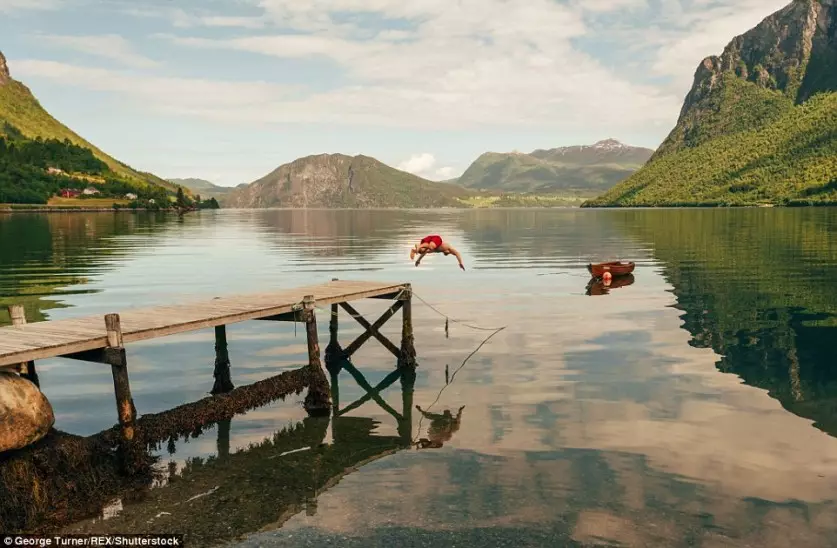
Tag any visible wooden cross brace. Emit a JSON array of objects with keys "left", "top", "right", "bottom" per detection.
[
  {"left": 337, "top": 365, "right": 403, "bottom": 420},
  {"left": 339, "top": 301, "right": 403, "bottom": 359}
]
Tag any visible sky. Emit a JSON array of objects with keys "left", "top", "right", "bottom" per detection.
[{"left": 0, "top": 0, "right": 790, "bottom": 186}]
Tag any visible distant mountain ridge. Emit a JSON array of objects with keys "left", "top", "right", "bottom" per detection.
[
  {"left": 168, "top": 178, "right": 233, "bottom": 200},
  {"left": 456, "top": 139, "right": 654, "bottom": 194},
  {"left": 585, "top": 0, "right": 837, "bottom": 207},
  {"left": 224, "top": 153, "right": 470, "bottom": 208}
]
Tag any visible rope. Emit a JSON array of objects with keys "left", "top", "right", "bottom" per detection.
[
  {"left": 537, "top": 271, "right": 591, "bottom": 278},
  {"left": 411, "top": 291, "right": 506, "bottom": 332},
  {"left": 412, "top": 325, "right": 506, "bottom": 445}
]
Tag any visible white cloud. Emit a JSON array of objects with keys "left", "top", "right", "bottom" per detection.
[
  {"left": 435, "top": 166, "right": 456, "bottom": 180},
  {"left": 573, "top": 0, "right": 649, "bottom": 14},
  {"left": 123, "top": 6, "right": 266, "bottom": 29},
  {"left": 37, "top": 34, "right": 158, "bottom": 68},
  {"left": 397, "top": 153, "right": 436, "bottom": 175},
  {"left": 146, "top": 0, "right": 680, "bottom": 133},
  {"left": 8, "top": 0, "right": 794, "bottom": 144},
  {"left": 396, "top": 153, "right": 456, "bottom": 180},
  {"left": 12, "top": 60, "right": 293, "bottom": 110},
  {"left": 0, "top": 0, "right": 62, "bottom": 12}
]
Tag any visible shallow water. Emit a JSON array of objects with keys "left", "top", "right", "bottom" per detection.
[{"left": 2, "top": 208, "right": 837, "bottom": 546}]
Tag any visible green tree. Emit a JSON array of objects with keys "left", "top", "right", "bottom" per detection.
[{"left": 176, "top": 187, "right": 187, "bottom": 207}]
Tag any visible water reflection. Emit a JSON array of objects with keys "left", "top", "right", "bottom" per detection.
[
  {"left": 615, "top": 208, "right": 837, "bottom": 438},
  {"left": 586, "top": 273, "right": 636, "bottom": 296},
  {"left": 3, "top": 209, "right": 837, "bottom": 547},
  {"left": 0, "top": 363, "right": 424, "bottom": 545},
  {"left": 0, "top": 212, "right": 172, "bottom": 324}
]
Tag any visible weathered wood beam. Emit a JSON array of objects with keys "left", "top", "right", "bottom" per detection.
[
  {"left": 368, "top": 291, "right": 405, "bottom": 300},
  {"left": 106, "top": 313, "right": 137, "bottom": 442},
  {"left": 7, "top": 305, "right": 40, "bottom": 388},
  {"left": 254, "top": 311, "right": 304, "bottom": 322},
  {"left": 398, "top": 284, "right": 417, "bottom": 370},
  {"left": 212, "top": 324, "right": 234, "bottom": 395},
  {"left": 61, "top": 347, "right": 126, "bottom": 367},
  {"left": 339, "top": 301, "right": 403, "bottom": 358},
  {"left": 302, "top": 295, "right": 330, "bottom": 416}
]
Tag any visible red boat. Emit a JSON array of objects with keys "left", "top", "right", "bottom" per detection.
[{"left": 587, "top": 261, "right": 635, "bottom": 278}]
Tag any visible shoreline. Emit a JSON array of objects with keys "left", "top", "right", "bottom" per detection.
[{"left": 0, "top": 206, "right": 155, "bottom": 213}]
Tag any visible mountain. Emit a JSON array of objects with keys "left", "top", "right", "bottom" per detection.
[
  {"left": 168, "top": 178, "right": 233, "bottom": 200},
  {"left": 456, "top": 139, "right": 654, "bottom": 194},
  {"left": 0, "top": 50, "right": 178, "bottom": 204},
  {"left": 224, "top": 153, "right": 470, "bottom": 208},
  {"left": 585, "top": 0, "right": 837, "bottom": 207}
]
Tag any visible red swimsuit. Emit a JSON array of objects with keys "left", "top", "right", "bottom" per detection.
[{"left": 420, "top": 235, "right": 443, "bottom": 249}]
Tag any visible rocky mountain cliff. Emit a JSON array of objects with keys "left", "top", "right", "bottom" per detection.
[
  {"left": 0, "top": 51, "right": 9, "bottom": 87},
  {"left": 224, "top": 154, "right": 469, "bottom": 208},
  {"left": 584, "top": 0, "right": 837, "bottom": 207},
  {"left": 654, "top": 0, "right": 837, "bottom": 159},
  {"left": 457, "top": 139, "right": 654, "bottom": 194}
]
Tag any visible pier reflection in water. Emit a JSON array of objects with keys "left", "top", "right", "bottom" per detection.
[{"left": 1, "top": 358, "right": 459, "bottom": 547}]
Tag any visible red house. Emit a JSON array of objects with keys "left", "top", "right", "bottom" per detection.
[{"left": 59, "top": 189, "right": 81, "bottom": 198}]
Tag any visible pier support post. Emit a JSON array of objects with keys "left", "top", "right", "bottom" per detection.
[
  {"left": 105, "top": 313, "right": 137, "bottom": 442},
  {"left": 324, "top": 278, "right": 344, "bottom": 376},
  {"left": 399, "top": 366, "right": 416, "bottom": 446},
  {"left": 302, "top": 295, "right": 331, "bottom": 417},
  {"left": 398, "top": 284, "right": 417, "bottom": 370},
  {"left": 8, "top": 305, "right": 40, "bottom": 388},
  {"left": 211, "top": 325, "right": 234, "bottom": 395}
]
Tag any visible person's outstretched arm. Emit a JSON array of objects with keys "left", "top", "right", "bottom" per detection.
[
  {"left": 449, "top": 246, "right": 465, "bottom": 270},
  {"left": 414, "top": 243, "right": 434, "bottom": 266}
]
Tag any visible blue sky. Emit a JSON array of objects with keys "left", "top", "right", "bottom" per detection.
[{"left": 1, "top": 0, "right": 789, "bottom": 186}]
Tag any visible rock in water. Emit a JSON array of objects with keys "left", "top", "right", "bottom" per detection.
[{"left": 0, "top": 372, "right": 54, "bottom": 453}]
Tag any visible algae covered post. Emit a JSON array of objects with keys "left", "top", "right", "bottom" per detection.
[
  {"left": 302, "top": 295, "right": 331, "bottom": 416},
  {"left": 105, "top": 313, "right": 136, "bottom": 442},
  {"left": 398, "top": 283, "right": 417, "bottom": 370},
  {"left": 212, "top": 324, "right": 234, "bottom": 395}
]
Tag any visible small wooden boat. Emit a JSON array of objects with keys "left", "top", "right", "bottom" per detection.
[{"left": 587, "top": 261, "right": 635, "bottom": 278}]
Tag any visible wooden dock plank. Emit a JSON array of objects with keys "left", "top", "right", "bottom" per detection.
[{"left": 0, "top": 280, "right": 408, "bottom": 367}]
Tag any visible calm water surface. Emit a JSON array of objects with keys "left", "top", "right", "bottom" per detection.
[{"left": 1, "top": 208, "right": 837, "bottom": 547}]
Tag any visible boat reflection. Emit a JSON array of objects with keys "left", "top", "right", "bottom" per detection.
[{"left": 585, "top": 273, "right": 635, "bottom": 296}]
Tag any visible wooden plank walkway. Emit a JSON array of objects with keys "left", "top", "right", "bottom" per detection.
[
  {"left": 0, "top": 280, "right": 407, "bottom": 368},
  {"left": 1, "top": 279, "right": 417, "bottom": 447}
]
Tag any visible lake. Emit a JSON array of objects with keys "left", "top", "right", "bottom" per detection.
[{"left": 1, "top": 208, "right": 837, "bottom": 547}]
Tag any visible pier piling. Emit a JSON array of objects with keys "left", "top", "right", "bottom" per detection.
[
  {"left": 398, "top": 284, "right": 417, "bottom": 370},
  {"left": 212, "top": 325, "right": 234, "bottom": 395},
  {"left": 7, "top": 305, "right": 39, "bottom": 388},
  {"left": 105, "top": 313, "right": 136, "bottom": 442},
  {"left": 302, "top": 295, "right": 331, "bottom": 416},
  {"left": 324, "top": 278, "right": 344, "bottom": 376}
]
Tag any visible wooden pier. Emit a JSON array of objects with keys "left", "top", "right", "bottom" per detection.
[{"left": 0, "top": 279, "right": 417, "bottom": 442}]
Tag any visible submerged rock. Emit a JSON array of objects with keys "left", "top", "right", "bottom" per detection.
[{"left": 0, "top": 372, "right": 54, "bottom": 453}]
